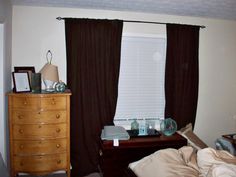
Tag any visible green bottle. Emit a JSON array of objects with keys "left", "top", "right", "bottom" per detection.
[
  {"left": 131, "top": 119, "right": 139, "bottom": 130},
  {"left": 131, "top": 119, "right": 139, "bottom": 136}
]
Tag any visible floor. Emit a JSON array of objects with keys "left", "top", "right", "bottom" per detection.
[
  {"left": 24, "top": 174, "right": 65, "bottom": 177},
  {"left": 24, "top": 172, "right": 101, "bottom": 177}
]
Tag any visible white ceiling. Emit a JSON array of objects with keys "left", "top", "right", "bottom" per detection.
[{"left": 11, "top": 0, "right": 236, "bottom": 21}]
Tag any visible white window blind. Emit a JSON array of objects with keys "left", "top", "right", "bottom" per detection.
[{"left": 114, "top": 35, "right": 166, "bottom": 128}]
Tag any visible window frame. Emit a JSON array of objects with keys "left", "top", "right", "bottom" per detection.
[{"left": 114, "top": 33, "right": 167, "bottom": 130}]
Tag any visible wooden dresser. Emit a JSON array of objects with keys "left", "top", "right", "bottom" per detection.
[
  {"left": 99, "top": 133, "right": 187, "bottom": 177},
  {"left": 8, "top": 91, "right": 71, "bottom": 177}
]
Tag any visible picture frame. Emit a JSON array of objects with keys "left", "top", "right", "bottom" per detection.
[
  {"left": 14, "top": 66, "right": 35, "bottom": 86},
  {"left": 14, "top": 66, "right": 35, "bottom": 73},
  {"left": 12, "top": 72, "right": 31, "bottom": 93}
]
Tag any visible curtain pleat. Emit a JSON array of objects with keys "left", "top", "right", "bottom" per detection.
[
  {"left": 165, "top": 24, "right": 200, "bottom": 129},
  {"left": 65, "top": 18, "right": 123, "bottom": 177}
]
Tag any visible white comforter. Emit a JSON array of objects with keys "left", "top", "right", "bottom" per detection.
[{"left": 129, "top": 146, "right": 236, "bottom": 177}]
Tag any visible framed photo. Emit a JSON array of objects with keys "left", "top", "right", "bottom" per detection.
[
  {"left": 12, "top": 72, "right": 31, "bottom": 93},
  {"left": 14, "top": 66, "right": 35, "bottom": 85},
  {"left": 14, "top": 66, "right": 35, "bottom": 73}
]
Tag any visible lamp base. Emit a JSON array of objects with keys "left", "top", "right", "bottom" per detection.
[
  {"left": 42, "top": 79, "right": 57, "bottom": 92},
  {"left": 44, "top": 88, "right": 55, "bottom": 92}
]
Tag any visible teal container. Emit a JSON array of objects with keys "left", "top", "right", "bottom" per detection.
[{"left": 160, "top": 118, "right": 177, "bottom": 136}]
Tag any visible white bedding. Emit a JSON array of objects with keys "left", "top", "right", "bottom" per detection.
[
  {"left": 129, "top": 146, "right": 236, "bottom": 177},
  {"left": 197, "top": 148, "right": 236, "bottom": 177}
]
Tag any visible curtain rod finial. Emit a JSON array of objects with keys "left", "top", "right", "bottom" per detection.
[{"left": 56, "top": 17, "right": 62, "bottom": 20}]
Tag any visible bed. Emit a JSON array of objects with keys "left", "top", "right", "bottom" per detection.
[
  {"left": 127, "top": 146, "right": 236, "bottom": 177},
  {"left": 125, "top": 124, "right": 236, "bottom": 177}
]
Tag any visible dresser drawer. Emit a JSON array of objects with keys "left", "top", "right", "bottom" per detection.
[
  {"left": 41, "top": 96, "right": 67, "bottom": 110},
  {"left": 11, "top": 96, "right": 67, "bottom": 110},
  {"left": 14, "top": 153, "right": 67, "bottom": 173},
  {"left": 12, "top": 110, "right": 67, "bottom": 124},
  {"left": 13, "top": 139, "right": 67, "bottom": 155},
  {"left": 13, "top": 124, "right": 67, "bottom": 139},
  {"left": 12, "top": 97, "right": 39, "bottom": 110}
]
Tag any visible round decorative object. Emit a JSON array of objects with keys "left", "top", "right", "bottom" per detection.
[
  {"left": 160, "top": 118, "right": 177, "bottom": 136},
  {"left": 55, "top": 81, "right": 66, "bottom": 92}
]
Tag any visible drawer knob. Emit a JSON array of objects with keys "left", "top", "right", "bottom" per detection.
[
  {"left": 99, "top": 150, "right": 103, "bottom": 156},
  {"left": 57, "top": 160, "right": 61, "bottom": 164},
  {"left": 18, "top": 115, "right": 23, "bottom": 119},
  {"left": 51, "top": 99, "right": 56, "bottom": 105},
  {"left": 20, "top": 162, "right": 24, "bottom": 166},
  {"left": 56, "top": 114, "right": 60, "bottom": 119},
  {"left": 56, "top": 128, "right": 61, "bottom": 133},
  {"left": 56, "top": 144, "right": 61, "bottom": 148},
  {"left": 20, "top": 145, "right": 24, "bottom": 149},
  {"left": 19, "top": 129, "right": 24, "bottom": 134},
  {"left": 38, "top": 125, "right": 42, "bottom": 128},
  {"left": 23, "top": 100, "right": 27, "bottom": 105}
]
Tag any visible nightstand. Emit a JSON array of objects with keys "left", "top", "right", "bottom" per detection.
[{"left": 99, "top": 132, "right": 187, "bottom": 177}]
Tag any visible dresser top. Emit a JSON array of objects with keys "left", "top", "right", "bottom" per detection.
[{"left": 8, "top": 89, "right": 71, "bottom": 96}]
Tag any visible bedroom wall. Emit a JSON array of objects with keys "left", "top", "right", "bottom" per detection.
[
  {"left": 12, "top": 5, "right": 236, "bottom": 147},
  {"left": 0, "top": 0, "right": 12, "bottom": 164}
]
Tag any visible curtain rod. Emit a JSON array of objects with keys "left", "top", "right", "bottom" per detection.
[{"left": 56, "top": 17, "right": 206, "bottom": 29}]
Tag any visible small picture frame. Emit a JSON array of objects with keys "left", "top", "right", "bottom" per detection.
[
  {"left": 12, "top": 72, "right": 31, "bottom": 93},
  {"left": 14, "top": 66, "right": 35, "bottom": 73},
  {"left": 14, "top": 66, "right": 35, "bottom": 85}
]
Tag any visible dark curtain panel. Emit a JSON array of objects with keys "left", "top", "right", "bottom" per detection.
[
  {"left": 65, "top": 18, "right": 123, "bottom": 177},
  {"left": 165, "top": 24, "right": 200, "bottom": 129}
]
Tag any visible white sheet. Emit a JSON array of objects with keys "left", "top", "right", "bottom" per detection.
[
  {"left": 129, "top": 146, "right": 236, "bottom": 177},
  {"left": 197, "top": 147, "right": 236, "bottom": 177}
]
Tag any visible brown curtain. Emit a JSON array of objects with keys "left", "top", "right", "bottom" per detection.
[
  {"left": 165, "top": 24, "right": 200, "bottom": 129},
  {"left": 65, "top": 18, "right": 123, "bottom": 177}
]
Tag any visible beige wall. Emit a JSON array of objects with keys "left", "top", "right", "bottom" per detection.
[
  {"left": 12, "top": 5, "right": 236, "bottom": 147},
  {"left": 0, "top": 0, "right": 12, "bottom": 164}
]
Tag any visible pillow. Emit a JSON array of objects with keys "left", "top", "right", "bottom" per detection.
[
  {"left": 215, "top": 138, "right": 236, "bottom": 156},
  {"left": 177, "top": 123, "right": 208, "bottom": 151},
  {"left": 129, "top": 146, "right": 199, "bottom": 177}
]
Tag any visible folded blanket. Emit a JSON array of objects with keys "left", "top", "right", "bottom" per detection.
[{"left": 101, "top": 126, "right": 130, "bottom": 140}]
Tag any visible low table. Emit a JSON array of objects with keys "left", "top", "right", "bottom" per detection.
[{"left": 99, "top": 132, "right": 187, "bottom": 177}]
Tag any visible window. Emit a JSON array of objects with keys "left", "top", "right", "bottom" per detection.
[{"left": 114, "top": 34, "right": 167, "bottom": 129}]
